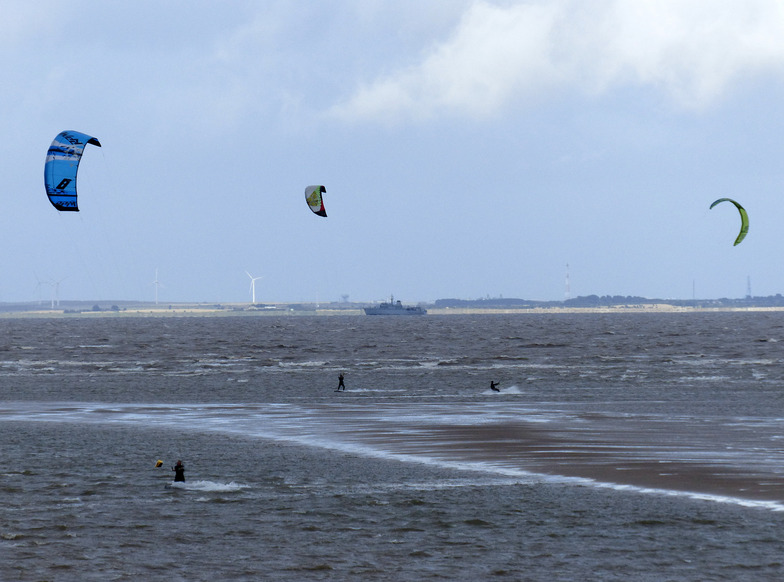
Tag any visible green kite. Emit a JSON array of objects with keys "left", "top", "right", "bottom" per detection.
[{"left": 710, "top": 198, "right": 749, "bottom": 246}]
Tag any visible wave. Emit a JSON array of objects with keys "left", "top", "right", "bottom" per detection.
[
  {"left": 167, "top": 480, "right": 249, "bottom": 492},
  {"left": 483, "top": 384, "right": 523, "bottom": 395}
]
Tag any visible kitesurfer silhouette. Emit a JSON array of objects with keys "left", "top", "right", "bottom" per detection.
[
  {"left": 490, "top": 381, "right": 500, "bottom": 392},
  {"left": 336, "top": 373, "right": 346, "bottom": 392},
  {"left": 172, "top": 460, "right": 185, "bottom": 482}
]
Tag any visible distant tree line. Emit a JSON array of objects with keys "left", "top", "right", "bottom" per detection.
[{"left": 433, "top": 294, "right": 784, "bottom": 309}]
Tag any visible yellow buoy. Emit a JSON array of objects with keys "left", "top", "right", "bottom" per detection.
[{"left": 155, "top": 460, "right": 163, "bottom": 468}]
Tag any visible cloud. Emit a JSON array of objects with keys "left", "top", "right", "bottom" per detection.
[{"left": 332, "top": 0, "right": 784, "bottom": 122}]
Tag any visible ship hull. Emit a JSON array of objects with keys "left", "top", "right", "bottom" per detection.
[
  {"left": 364, "top": 307, "right": 426, "bottom": 315},
  {"left": 364, "top": 296, "right": 427, "bottom": 316}
]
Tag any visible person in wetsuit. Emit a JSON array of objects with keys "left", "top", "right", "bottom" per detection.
[
  {"left": 172, "top": 460, "right": 185, "bottom": 482},
  {"left": 336, "top": 373, "right": 346, "bottom": 392},
  {"left": 490, "top": 381, "right": 500, "bottom": 392}
]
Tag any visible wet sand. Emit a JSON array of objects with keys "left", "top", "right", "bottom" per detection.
[
  {"left": 408, "top": 423, "right": 784, "bottom": 502},
  {"left": 5, "top": 398, "right": 780, "bottom": 505},
  {"left": 313, "top": 405, "right": 784, "bottom": 505}
]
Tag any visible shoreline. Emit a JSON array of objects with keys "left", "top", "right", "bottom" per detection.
[{"left": 2, "top": 303, "right": 784, "bottom": 318}]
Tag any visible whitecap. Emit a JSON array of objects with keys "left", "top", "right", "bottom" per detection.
[{"left": 169, "top": 480, "right": 249, "bottom": 492}]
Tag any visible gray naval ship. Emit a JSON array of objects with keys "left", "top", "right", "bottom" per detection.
[{"left": 364, "top": 295, "right": 427, "bottom": 316}]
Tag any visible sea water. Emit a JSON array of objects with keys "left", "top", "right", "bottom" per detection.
[{"left": 1, "top": 312, "right": 784, "bottom": 580}]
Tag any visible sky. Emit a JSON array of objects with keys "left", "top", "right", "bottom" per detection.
[{"left": 3, "top": 0, "right": 784, "bottom": 305}]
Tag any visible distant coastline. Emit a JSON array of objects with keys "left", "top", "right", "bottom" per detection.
[{"left": 2, "top": 294, "right": 784, "bottom": 318}]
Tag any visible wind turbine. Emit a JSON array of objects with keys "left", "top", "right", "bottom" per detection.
[
  {"left": 50, "top": 277, "right": 66, "bottom": 309},
  {"left": 246, "top": 271, "right": 262, "bottom": 304},
  {"left": 151, "top": 268, "right": 164, "bottom": 304},
  {"left": 33, "top": 273, "right": 47, "bottom": 305}
]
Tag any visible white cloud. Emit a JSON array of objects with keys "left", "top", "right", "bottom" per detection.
[
  {"left": 579, "top": 0, "right": 784, "bottom": 106},
  {"left": 332, "top": 0, "right": 784, "bottom": 122}
]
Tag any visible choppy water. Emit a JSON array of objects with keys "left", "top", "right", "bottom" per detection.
[{"left": 2, "top": 312, "right": 784, "bottom": 580}]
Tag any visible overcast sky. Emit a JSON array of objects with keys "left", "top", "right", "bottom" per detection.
[{"left": 3, "top": 0, "right": 784, "bottom": 304}]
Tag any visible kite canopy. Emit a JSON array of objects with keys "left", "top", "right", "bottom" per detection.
[
  {"left": 710, "top": 197, "right": 749, "bottom": 246},
  {"left": 44, "top": 130, "right": 101, "bottom": 212},
  {"left": 305, "top": 185, "right": 327, "bottom": 217}
]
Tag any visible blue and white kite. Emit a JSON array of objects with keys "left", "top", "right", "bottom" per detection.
[{"left": 44, "top": 130, "right": 101, "bottom": 211}]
